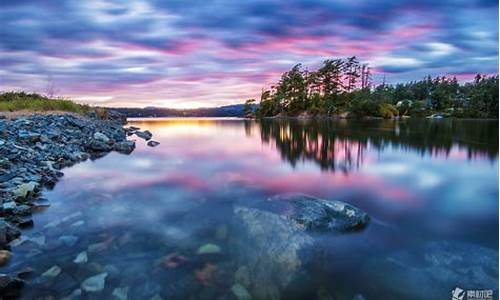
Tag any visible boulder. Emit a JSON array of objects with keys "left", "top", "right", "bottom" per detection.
[
  {"left": 262, "top": 194, "right": 369, "bottom": 232},
  {"left": 231, "top": 194, "right": 370, "bottom": 300}
]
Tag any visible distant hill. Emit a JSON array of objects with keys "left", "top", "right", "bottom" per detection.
[{"left": 112, "top": 104, "right": 257, "bottom": 118}]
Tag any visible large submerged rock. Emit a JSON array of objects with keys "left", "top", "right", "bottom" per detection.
[
  {"left": 232, "top": 193, "right": 369, "bottom": 300},
  {"left": 363, "top": 241, "right": 499, "bottom": 300},
  {"left": 263, "top": 194, "right": 369, "bottom": 233}
]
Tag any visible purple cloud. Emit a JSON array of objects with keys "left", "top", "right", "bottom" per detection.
[{"left": 0, "top": 0, "right": 497, "bottom": 108}]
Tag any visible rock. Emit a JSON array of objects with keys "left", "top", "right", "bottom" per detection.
[
  {"left": 42, "top": 265, "right": 62, "bottom": 278},
  {"left": 147, "top": 140, "right": 160, "bottom": 147},
  {"left": 81, "top": 272, "right": 108, "bottom": 292},
  {"left": 0, "top": 220, "right": 21, "bottom": 247},
  {"left": 234, "top": 266, "right": 251, "bottom": 288},
  {"left": 88, "top": 140, "right": 112, "bottom": 152},
  {"left": 197, "top": 243, "right": 221, "bottom": 255},
  {"left": 232, "top": 205, "right": 314, "bottom": 300},
  {"left": 93, "top": 132, "right": 110, "bottom": 143},
  {"left": 59, "top": 235, "right": 79, "bottom": 247},
  {"left": 135, "top": 130, "right": 152, "bottom": 140},
  {"left": 263, "top": 193, "right": 369, "bottom": 232},
  {"left": 363, "top": 241, "right": 499, "bottom": 299},
  {"left": 73, "top": 251, "right": 88, "bottom": 264},
  {"left": 12, "top": 181, "right": 38, "bottom": 198},
  {"left": 67, "top": 116, "right": 86, "bottom": 128},
  {"left": 231, "top": 283, "right": 252, "bottom": 300},
  {"left": 0, "top": 274, "right": 24, "bottom": 298},
  {"left": 352, "top": 294, "right": 366, "bottom": 300},
  {"left": 112, "top": 286, "right": 129, "bottom": 300},
  {"left": 2, "top": 201, "right": 17, "bottom": 212},
  {"left": 17, "top": 267, "right": 34, "bottom": 279},
  {"left": 13, "top": 204, "right": 31, "bottom": 216},
  {"left": 114, "top": 140, "right": 135, "bottom": 154},
  {"left": 214, "top": 224, "right": 228, "bottom": 240},
  {"left": 61, "top": 288, "right": 82, "bottom": 300},
  {"left": 0, "top": 250, "right": 12, "bottom": 266}
]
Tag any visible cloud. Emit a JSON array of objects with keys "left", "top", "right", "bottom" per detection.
[{"left": 0, "top": 0, "right": 497, "bottom": 107}]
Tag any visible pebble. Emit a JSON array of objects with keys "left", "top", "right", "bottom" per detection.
[
  {"left": 73, "top": 251, "right": 88, "bottom": 264},
  {"left": 231, "top": 283, "right": 252, "bottom": 300},
  {"left": 196, "top": 243, "right": 222, "bottom": 255},
  {"left": 0, "top": 250, "right": 12, "bottom": 266},
  {"left": 42, "top": 265, "right": 62, "bottom": 278},
  {"left": 112, "top": 286, "right": 129, "bottom": 300},
  {"left": 81, "top": 272, "right": 108, "bottom": 292}
]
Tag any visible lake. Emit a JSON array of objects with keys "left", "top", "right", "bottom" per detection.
[{"left": 4, "top": 118, "right": 499, "bottom": 300}]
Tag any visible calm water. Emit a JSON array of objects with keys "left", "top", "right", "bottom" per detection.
[{"left": 4, "top": 118, "right": 499, "bottom": 300}]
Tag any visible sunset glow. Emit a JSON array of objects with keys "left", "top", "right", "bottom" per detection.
[{"left": 1, "top": 1, "right": 498, "bottom": 108}]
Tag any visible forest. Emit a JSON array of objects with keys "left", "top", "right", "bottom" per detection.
[{"left": 246, "top": 57, "right": 499, "bottom": 119}]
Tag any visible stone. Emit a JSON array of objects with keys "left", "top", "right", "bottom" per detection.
[
  {"left": 2, "top": 201, "right": 16, "bottom": 211},
  {"left": 81, "top": 272, "right": 108, "bottom": 292},
  {"left": 114, "top": 140, "right": 135, "bottom": 154},
  {"left": 214, "top": 224, "right": 228, "bottom": 240},
  {"left": 263, "top": 193, "right": 369, "bottom": 232},
  {"left": 363, "top": 241, "right": 499, "bottom": 299},
  {"left": 0, "top": 250, "right": 12, "bottom": 266},
  {"left": 0, "top": 220, "right": 21, "bottom": 247},
  {"left": 197, "top": 243, "right": 221, "bottom": 255},
  {"left": 112, "top": 286, "right": 129, "bottom": 300},
  {"left": 12, "top": 181, "right": 37, "bottom": 198},
  {"left": 231, "top": 283, "right": 252, "bottom": 300},
  {"left": 0, "top": 274, "right": 24, "bottom": 298},
  {"left": 135, "top": 130, "right": 152, "bottom": 140},
  {"left": 73, "top": 251, "right": 88, "bottom": 264},
  {"left": 232, "top": 205, "right": 314, "bottom": 300},
  {"left": 93, "top": 132, "right": 110, "bottom": 143},
  {"left": 147, "top": 140, "right": 160, "bottom": 147},
  {"left": 13, "top": 204, "right": 31, "bottom": 216},
  {"left": 234, "top": 266, "right": 251, "bottom": 288},
  {"left": 59, "top": 235, "right": 79, "bottom": 247},
  {"left": 42, "top": 265, "right": 62, "bottom": 278},
  {"left": 61, "top": 288, "right": 82, "bottom": 300}
]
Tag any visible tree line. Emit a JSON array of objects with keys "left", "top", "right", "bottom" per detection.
[{"left": 243, "top": 57, "right": 498, "bottom": 119}]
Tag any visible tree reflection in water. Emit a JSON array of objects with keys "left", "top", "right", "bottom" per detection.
[{"left": 250, "top": 119, "right": 498, "bottom": 173}]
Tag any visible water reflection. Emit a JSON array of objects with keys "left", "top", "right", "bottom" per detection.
[
  {"left": 2, "top": 118, "right": 497, "bottom": 300},
  {"left": 254, "top": 119, "right": 498, "bottom": 173}
]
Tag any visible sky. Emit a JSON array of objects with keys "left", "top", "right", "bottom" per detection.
[{"left": 0, "top": 0, "right": 498, "bottom": 108}]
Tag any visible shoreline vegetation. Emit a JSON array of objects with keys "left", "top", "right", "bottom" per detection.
[{"left": 242, "top": 57, "right": 499, "bottom": 120}]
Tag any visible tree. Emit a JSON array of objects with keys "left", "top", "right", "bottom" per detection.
[{"left": 243, "top": 99, "right": 256, "bottom": 117}]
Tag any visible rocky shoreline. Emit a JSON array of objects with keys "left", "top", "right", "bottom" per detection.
[{"left": 0, "top": 112, "right": 157, "bottom": 297}]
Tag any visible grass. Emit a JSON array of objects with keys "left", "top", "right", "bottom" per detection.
[{"left": 0, "top": 91, "right": 91, "bottom": 115}]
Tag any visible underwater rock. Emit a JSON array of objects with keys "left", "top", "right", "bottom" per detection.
[
  {"left": 0, "top": 274, "right": 24, "bottom": 298},
  {"left": 112, "top": 286, "right": 129, "bottom": 300},
  {"left": 231, "top": 194, "right": 370, "bottom": 300},
  {"left": 73, "top": 251, "right": 88, "bottom": 264},
  {"left": 42, "top": 265, "right": 62, "bottom": 278},
  {"left": 263, "top": 193, "right": 369, "bottom": 232},
  {"left": 363, "top": 241, "right": 499, "bottom": 300},
  {"left": 231, "top": 283, "right": 252, "bottom": 300},
  {"left": 81, "top": 272, "right": 108, "bottom": 292},
  {"left": 0, "top": 250, "right": 12, "bottom": 266},
  {"left": 197, "top": 243, "right": 221, "bottom": 255}
]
